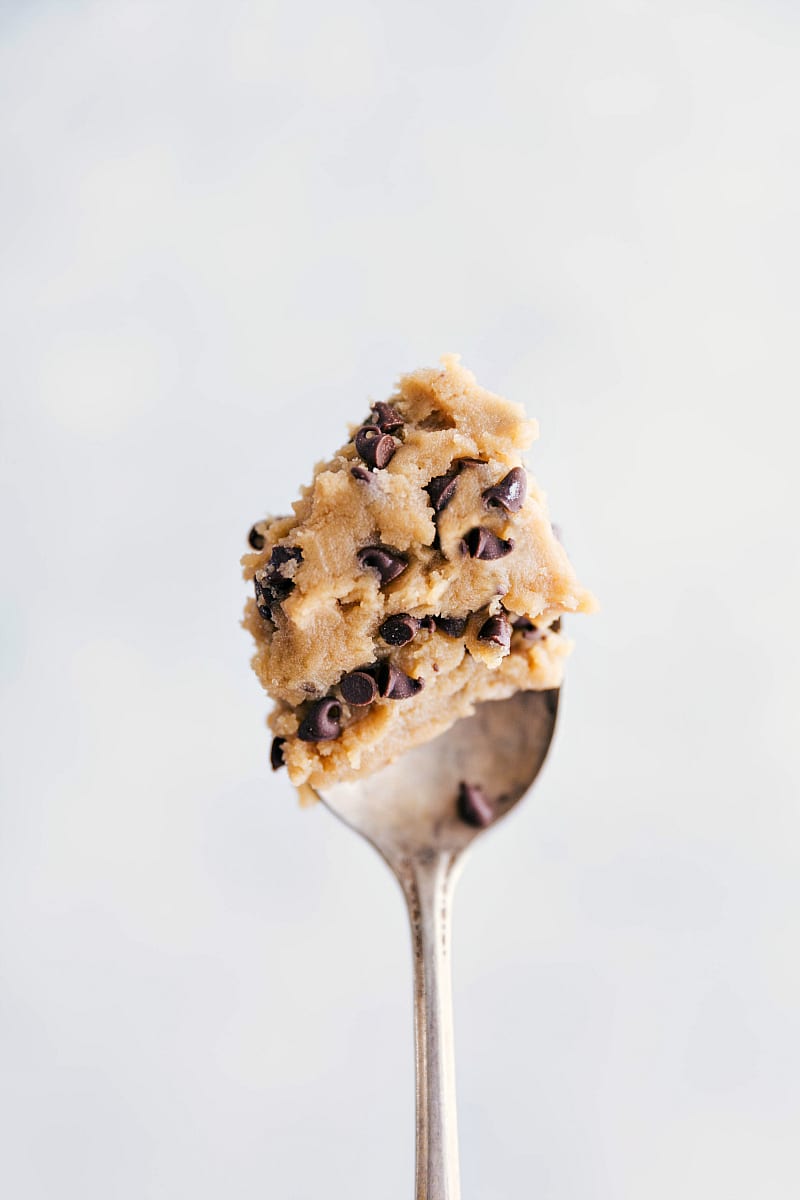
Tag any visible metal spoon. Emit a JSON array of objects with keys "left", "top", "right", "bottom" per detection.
[{"left": 315, "top": 687, "right": 560, "bottom": 1200}]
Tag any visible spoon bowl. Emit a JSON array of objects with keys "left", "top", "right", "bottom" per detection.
[
  {"left": 316, "top": 687, "right": 560, "bottom": 1200},
  {"left": 320, "top": 688, "right": 559, "bottom": 861}
]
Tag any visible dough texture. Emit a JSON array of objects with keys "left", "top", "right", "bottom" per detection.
[{"left": 242, "top": 356, "right": 594, "bottom": 795}]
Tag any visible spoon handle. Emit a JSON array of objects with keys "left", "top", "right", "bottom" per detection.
[{"left": 399, "top": 851, "right": 462, "bottom": 1200}]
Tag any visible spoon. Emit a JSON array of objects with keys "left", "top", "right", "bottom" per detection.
[{"left": 315, "top": 686, "right": 560, "bottom": 1200}]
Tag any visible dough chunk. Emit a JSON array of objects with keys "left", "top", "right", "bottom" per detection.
[{"left": 242, "top": 356, "right": 595, "bottom": 792}]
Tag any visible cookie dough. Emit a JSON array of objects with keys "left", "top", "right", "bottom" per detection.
[{"left": 242, "top": 356, "right": 594, "bottom": 797}]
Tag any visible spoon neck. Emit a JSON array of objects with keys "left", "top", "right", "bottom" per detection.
[{"left": 397, "top": 852, "right": 463, "bottom": 1200}]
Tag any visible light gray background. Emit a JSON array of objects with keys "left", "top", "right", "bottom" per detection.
[{"left": 1, "top": 1, "right": 799, "bottom": 1197}]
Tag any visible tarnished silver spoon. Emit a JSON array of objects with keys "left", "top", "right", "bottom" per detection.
[{"left": 315, "top": 687, "right": 560, "bottom": 1200}]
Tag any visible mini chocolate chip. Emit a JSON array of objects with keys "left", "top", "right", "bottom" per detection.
[
  {"left": 264, "top": 573, "right": 294, "bottom": 602},
  {"left": 419, "top": 615, "right": 436, "bottom": 631},
  {"left": 457, "top": 781, "right": 494, "bottom": 828},
  {"left": 270, "top": 545, "right": 302, "bottom": 568},
  {"left": 355, "top": 425, "right": 396, "bottom": 470},
  {"left": 455, "top": 456, "right": 487, "bottom": 468},
  {"left": 435, "top": 615, "right": 467, "bottom": 638},
  {"left": 248, "top": 524, "right": 266, "bottom": 550},
  {"left": 379, "top": 613, "right": 421, "bottom": 646},
  {"left": 270, "top": 736, "right": 286, "bottom": 770},
  {"left": 255, "top": 556, "right": 300, "bottom": 615},
  {"left": 371, "top": 401, "right": 404, "bottom": 433},
  {"left": 298, "top": 698, "right": 342, "bottom": 742},
  {"left": 482, "top": 467, "right": 527, "bottom": 513},
  {"left": 464, "top": 527, "right": 515, "bottom": 560},
  {"left": 351, "top": 465, "right": 371, "bottom": 482},
  {"left": 478, "top": 613, "right": 512, "bottom": 650},
  {"left": 512, "top": 615, "right": 562, "bottom": 640},
  {"left": 371, "top": 436, "right": 396, "bottom": 469},
  {"left": 357, "top": 546, "right": 408, "bottom": 585},
  {"left": 378, "top": 661, "right": 424, "bottom": 699},
  {"left": 254, "top": 576, "right": 272, "bottom": 621},
  {"left": 340, "top": 670, "right": 378, "bottom": 706},
  {"left": 512, "top": 615, "right": 543, "bottom": 641},
  {"left": 426, "top": 470, "right": 460, "bottom": 513}
]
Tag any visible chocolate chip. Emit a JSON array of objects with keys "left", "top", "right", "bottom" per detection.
[
  {"left": 455, "top": 456, "right": 486, "bottom": 468},
  {"left": 512, "top": 615, "right": 562, "bottom": 640},
  {"left": 270, "top": 545, "right": 302, "bottom": 568},
  {"left": 379, "top": 613, "right": 421, "bottom": 646},
  {"left": 248, "top": 524, "right": 266, "bottom": 550},
  {"left": 340, "top": 670, "right": 378, "bottom": 706},
  {"left": 419, "top": 615, "right": 436, "bottom": 632},
  {"left": 270, "top": 736, "right": 286, "bottom": 770},
  {"left": 377, "top": 661, "right": 424, "bottom": 699},
  {"left": 478, "top": 613, "right": 512, "bottom": 650},
  {"left": 355, "top": 424, "right": 380, "bottom": 449},
  {"left": 457, "top": 781, "right": 494, "bottom": 828},
  {"left": 482, "top": 467, "right": 527, "bottom": 513},
  {"left": 426, "top": 470, "right": 460, "bottom": 513},
  {"left": 512, "top": 615, "right": 543, "bottom": 641},
  {"left": 355, "top": 425, "right": 396, "bottom": 470},
  {"left": 435, "top": 615, "right": 467, "bottom": 638},
  {"left": 351, "top": 465, "right": 371, "bottom": 482},
  {"left": 370, "top": 401, "right": 404, "bottom": 433},
  {"left": 297, "top": 698, "right": 342, "bottom": 742},
  {"left": 357, "top": 546, "right": 408, "bottom": 585},
  {"left": 463, "top": 527, "right": 514, "bottom": 560},
  {"left": 275, "top": 577, "right": 297, "bottom": 601},
  {"left": 371, "top": 436, "right": 396, "bottom": 469},
  {"left": 258, "top": 569, "right": 294, "bottom": 603},
  {"left": 254, "top": 548, "right": 302, "bottom": 621},
  {"left": 355, "top": 425, "right": 397, "bottom": 470},
  {"left": 254, "top": 575, "right": 272, "bottom": 621}
]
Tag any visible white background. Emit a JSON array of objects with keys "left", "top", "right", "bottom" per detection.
[{"left": 1, "top": 1, "right": 799, "bottom": 1197}]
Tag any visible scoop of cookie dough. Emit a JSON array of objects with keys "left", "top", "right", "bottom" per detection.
[{"left": 242, "top": 355, "right": 595, "bottom": 798}]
